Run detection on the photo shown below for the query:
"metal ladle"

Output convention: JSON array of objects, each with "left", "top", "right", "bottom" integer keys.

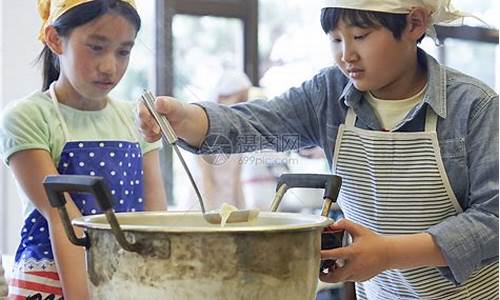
[{"left": 140, "top": 90, "right": 257, "bottom": 224}]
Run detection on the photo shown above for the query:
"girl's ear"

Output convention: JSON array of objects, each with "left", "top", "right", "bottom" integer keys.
[
  {"left": 44, "top": 26, "right": 64, "bottom": 55},
  {"left": 406, "top": 7, "right": 429, "bottom": 42}
]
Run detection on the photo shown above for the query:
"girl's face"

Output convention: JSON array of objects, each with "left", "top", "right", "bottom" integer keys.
[
  {"left": 329, "top": 19, "right": 419, "bottom": 99},
  {"left": 58, "top": 13, "right": 137, "bottom": 107}
]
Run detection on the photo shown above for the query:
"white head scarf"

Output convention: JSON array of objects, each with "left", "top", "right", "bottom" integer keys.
[{"left": 321, "top": 0, "right": 481, "bottom": 42}]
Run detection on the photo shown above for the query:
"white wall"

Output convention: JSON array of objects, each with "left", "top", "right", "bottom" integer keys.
[{"left": 0, "top": 2, "right": 42, "bottom": 254}]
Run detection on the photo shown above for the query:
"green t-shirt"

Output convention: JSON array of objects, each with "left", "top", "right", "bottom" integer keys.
[{"left": 0, "top": 90, "right": 161, "bottom": 216}]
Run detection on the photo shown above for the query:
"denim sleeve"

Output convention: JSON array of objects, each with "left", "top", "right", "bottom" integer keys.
[
  {"left": 426, "top": 94, "right": 499, "bottom": 284},
  {"left": 178, "top": 77, "right": 326, "bottom": 154}
]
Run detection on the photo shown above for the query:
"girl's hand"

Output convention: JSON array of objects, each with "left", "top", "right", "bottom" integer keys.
[{"left": 319, "top": 219, "right": 391, "bottom": 283}]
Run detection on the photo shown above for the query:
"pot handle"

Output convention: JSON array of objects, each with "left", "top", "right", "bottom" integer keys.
[
  {"left": 270, "top": 173, "right": 342, "bottom": 216},
  {"left": 43, "top": 175, "right": 141, "bottom": 253}
]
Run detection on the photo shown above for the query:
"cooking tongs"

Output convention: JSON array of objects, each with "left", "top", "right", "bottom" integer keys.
[{"left": 140, "top": 91, "right": 256, "bottom": 224}]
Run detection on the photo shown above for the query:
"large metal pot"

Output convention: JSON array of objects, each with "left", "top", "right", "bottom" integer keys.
[{"left": 44, "top": 174, "right": 341, "bottom": 299}]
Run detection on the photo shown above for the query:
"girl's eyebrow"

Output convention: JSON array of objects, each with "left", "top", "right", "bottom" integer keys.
[
  {"left": 88, "top": 33, "right": 109, "bottom": 42},
  {"left": 87, "top": 33, "right": 135, "bottom": 47}
]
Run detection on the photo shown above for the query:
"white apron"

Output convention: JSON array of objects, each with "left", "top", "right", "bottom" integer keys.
[{"left": 332, "top": 107, "right": 498, "bottom": 300}]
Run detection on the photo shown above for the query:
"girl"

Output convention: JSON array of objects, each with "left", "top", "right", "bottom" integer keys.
[
  {"left": 0, "top": 0, "right": 166, "bottom": 299},
  {"left": 138, "top": 0, "right": 498, "bottom": 299}
]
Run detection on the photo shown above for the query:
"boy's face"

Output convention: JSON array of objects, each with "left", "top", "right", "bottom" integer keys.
[
  {"left": 58, "top": 13, "right": 137, "bottom": 104},
  {"left": 329, "top": 19, "right": 417, "bottom": 99}
]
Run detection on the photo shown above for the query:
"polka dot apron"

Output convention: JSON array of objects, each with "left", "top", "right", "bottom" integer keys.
[{"left": 8, "top": 83, "right": 144, "bottom": 299}]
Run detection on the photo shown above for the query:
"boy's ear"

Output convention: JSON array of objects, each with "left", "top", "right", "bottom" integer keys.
[
  {"left": 406, "top": 7, "right": 429, "bottom": 41},
  {"left": 44, "top": 26, "right": 64, "bottom": 55}
]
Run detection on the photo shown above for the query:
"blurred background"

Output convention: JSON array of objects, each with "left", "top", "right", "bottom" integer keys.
[{"left": 0, "top": 1, "right": 498, "bottom": 298}]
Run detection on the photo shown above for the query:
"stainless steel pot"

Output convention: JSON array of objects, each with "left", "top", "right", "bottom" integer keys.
[{"left": 44, "top": 174, "right": 341, "bottom": 300}]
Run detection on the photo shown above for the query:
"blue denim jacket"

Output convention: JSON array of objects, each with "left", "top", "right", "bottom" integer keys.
[{"left": 181, "top": 49, "right": 499, "bottom": 284}]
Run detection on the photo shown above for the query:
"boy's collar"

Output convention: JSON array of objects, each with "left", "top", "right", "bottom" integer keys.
[
  {"left": 339, "top": 48, "right": 448, "bottom": 119},
  {"left": 419, "top": 48, "right": 447, "bottom": 119}
]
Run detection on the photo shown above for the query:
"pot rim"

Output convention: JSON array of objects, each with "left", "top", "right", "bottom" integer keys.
[{"left": 72, "top": 211, "right": 332, "bottom": 233}]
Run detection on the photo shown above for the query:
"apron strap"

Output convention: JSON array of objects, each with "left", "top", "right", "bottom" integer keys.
[
  {"left": 345, "top": 107, "right": 356, "bottom": 126},
  {"left": 49, "top": 82, "right": 71, "bottom": 141},
  {"left": 424, "top": 105, "right": 438, "bottom": 132},
  {"left": 49, "top": 82, "right": 139, "bottom": 142}
]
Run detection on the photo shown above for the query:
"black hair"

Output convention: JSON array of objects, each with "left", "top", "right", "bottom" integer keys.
[
  {"left": 38, "top": 0, "right": 141, "bottom": 91},
  {"left": 320, "top": 8, "right": 425, "bottom": 43}
]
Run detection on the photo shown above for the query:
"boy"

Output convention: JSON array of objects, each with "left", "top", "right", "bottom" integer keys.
[{"left": 138, "top": 1, "right": 498, "bottom": 298}]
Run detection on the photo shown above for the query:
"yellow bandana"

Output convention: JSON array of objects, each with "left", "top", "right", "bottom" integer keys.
[{"left": 38, "top": 0, "right": 137, "bottom": 43}]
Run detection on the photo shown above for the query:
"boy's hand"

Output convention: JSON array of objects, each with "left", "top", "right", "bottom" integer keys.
[
  {"left": 137, "top": 96, "right": 208, "bottom": 147},
  {"left": 319, "top": 219, "right": 391, "bottom": 283},
  {"left": 137, "top": 96, "right": 187, "bottom": 143}
]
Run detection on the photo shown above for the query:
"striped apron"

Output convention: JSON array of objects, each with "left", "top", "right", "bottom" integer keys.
[{"left": 332, "top": 107, "right": 498, "bottom": 300}]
